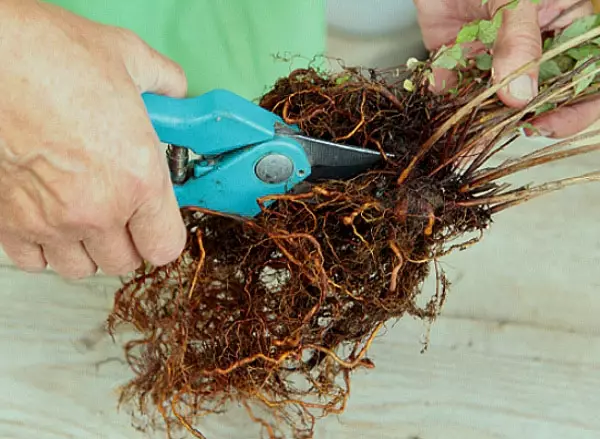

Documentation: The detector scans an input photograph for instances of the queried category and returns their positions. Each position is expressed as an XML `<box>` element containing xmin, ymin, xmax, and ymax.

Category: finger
<box><xmin>531</xmin><ymin>96</ymin><xmax>600</xmax><ymax>138</ymax></box>
<box><xmin>490</xmin><ymin>0</ymin><xmax>542</xmax><ymax>107</ymax></box>
<box><xmin>116</xmin><ymin>28</ymin><xmax>188</xmax><ymax>98</ymax></box>
<box><xmin>83</xmin><ymin>228</ymin><xmax>143</xmax><ymax>276</ymax></box>
<box><xmin>42</xmin><ymin>241</ymin><xmax>98</xmax><ymax>279</ymax></box>
<box><xmin>429</xmin><ymin>68</ymin><xmax>457</xmax><ymax>94</ymax></box>
<box><xmin>127</xmin><ymin>164</ymin><xmax>187</xmax><ymax>267</ymax></box>
<box><xmin>540</xmin><ymin>0</ymin><xmax>593</xmax><ymax>29</ymax></box>
<box><xmin>0</xmin><ymin>236</ymin><xmax>46</xmax><ymax>272</ymax></box>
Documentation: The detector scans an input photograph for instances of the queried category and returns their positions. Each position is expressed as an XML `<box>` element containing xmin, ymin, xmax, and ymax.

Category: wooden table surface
<box><xmin>1</xmin><ymin>31</ymin><xmax>600</xmax><ymax>439</ymax></box>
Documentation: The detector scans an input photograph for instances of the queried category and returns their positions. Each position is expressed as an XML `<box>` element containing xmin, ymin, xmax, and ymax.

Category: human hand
<box><xmin>0</xmin><ymin>0</ymin><xmax>187</xmax><ymax>279</ymax></box>
<box><xmin>413</xmin><ymin>0</ymin><xmax>597</xmax><ymax>138</ymax></box>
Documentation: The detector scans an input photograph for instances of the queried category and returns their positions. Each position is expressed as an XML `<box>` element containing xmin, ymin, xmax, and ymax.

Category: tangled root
<box><xmin>108</xmin><ymin>20</ymin><xmax>600</xmax><ymax>439</ymax></box>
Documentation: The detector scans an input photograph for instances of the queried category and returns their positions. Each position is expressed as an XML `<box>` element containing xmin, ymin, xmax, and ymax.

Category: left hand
<box><xmin>413</xmin><ymin>0</ymin><xmax>597</xmax><ymax>138</ymax></box>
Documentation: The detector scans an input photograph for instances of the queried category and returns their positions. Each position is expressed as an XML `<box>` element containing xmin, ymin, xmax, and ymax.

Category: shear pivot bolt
<box><xmin>166</xmin><ymin>145</ymin><xmax>189</xmax><ymax>185</ymax></box>
<box><xmin>255</xmin><ymin>154</ymin><xmax>294</xmax><ymax>184</ymax></box>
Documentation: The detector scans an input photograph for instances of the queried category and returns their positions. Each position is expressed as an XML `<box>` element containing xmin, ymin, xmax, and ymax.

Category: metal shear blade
<box><xmin>275</xmin><ymin>124</ymin><xmax>382</xmax><ymax>181</ymax></box>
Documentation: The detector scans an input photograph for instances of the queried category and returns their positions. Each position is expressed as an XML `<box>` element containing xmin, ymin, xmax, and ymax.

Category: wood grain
<box><xmin>1</xmin><ymin>265</ymin><xmax>600</xmax><ymax>439</ymax></box>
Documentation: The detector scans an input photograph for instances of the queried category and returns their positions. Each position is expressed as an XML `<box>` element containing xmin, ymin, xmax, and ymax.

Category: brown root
<box><xmin>107</xmin><ymin>24</ymin><xmax>600</xmax><ymax>439</ymax></box>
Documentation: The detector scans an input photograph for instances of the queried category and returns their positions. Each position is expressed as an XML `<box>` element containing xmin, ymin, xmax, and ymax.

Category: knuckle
<box><xmin>510</xmin><ymin>32</ymin><xmax>541</xmax><ymax>54</ymax></box>
<box><xmin>495</xmin><ymin>30</ymin><xmax>541</xmax><ymax>60</ymax></box>
<box><xmin>146</xmin><ymin>241</ymin><xmax>184</xmax><ymax>267</ymax></box>
<box><xmin>57</xmin><ymin>200</ymin><xmax>129</xmax><ymax>233</ymax></box>
<box><xmin>131</xmin><ymin>165</ymin><xmax>169</xmax><ymax>201</ymax></box>
<box><xmin>59</xmin><ymin>208</ymin><xmax>107</xmax><ymax>232</ymax></box>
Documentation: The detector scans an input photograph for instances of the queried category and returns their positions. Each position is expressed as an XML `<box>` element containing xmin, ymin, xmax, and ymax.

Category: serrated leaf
<box><xmin>432</xmin><ymin>45</ymin><xmax>463</xmax><ymax>70</ymax></box>
<box><xmin>432</xmin><ymin>55</ymin><xmax>457</xmax><ymax>70</ymax></box>
<box><xmin>538</xmin><ymin>60</ymin><xmax>562</xmax><ymax>81</ymax></box>
<box><xmin>478</xmin><ymin>13</ymin><xmax>503</xmax><ymax>45</ymax></box>
<box><xmin>456</xmin><ymin>22</ymin><xmax>480</xmax><ymax>44</ymax></box>
<box><xmin>554</xmin><ymin>15</ymin><xmax>600</xmax><ymax>46</ymax></box>
<box><xmin>475</xmin><ymin>53</ymin><xmax>493</xmax><ymax>70</ymax></box>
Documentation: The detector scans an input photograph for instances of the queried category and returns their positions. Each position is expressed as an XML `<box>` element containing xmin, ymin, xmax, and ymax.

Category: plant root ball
<box><xmin>108</xmin><ymin>66</ymin><xmax>532</xmax><ymax>439</ymax></box>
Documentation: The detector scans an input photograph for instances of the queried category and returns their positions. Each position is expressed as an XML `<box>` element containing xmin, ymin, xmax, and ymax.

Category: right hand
<box><xmin>0</xmin><ymin>0</ymin><xmax>188</xmax><ymax>279</ymax></box>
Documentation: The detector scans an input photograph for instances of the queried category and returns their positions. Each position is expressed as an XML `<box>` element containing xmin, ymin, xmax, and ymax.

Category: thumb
<box><xmin>490</xmin><ymin>0</ymin><xmax>541</xmax><ymax>108</ymax></box>
<box><xmin>116</xmin><ymin>29</ymin><xmax>188</xmax><ymax>98</ymax></box>
<box><xmin>128</xmin><ymin>159</ymin><xmax>188</xmax><ymax>267</ymax></box>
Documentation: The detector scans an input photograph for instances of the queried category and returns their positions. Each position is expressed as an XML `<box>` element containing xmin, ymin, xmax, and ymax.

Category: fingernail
<box><xmin>536</xmin><ymin>127</ymin><xmax>553</xmax><ymax>137</ymax></box>
<box><xmin>508</xmin><ymin>75</ymin><xmax>536</xmax><ymax>101</ymax></box>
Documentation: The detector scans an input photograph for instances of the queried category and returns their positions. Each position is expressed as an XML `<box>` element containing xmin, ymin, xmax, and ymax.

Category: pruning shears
<box><xmin>142</xmin><ymin>89</ymin><xmax>382</xmax><ymax>217</ymax></box>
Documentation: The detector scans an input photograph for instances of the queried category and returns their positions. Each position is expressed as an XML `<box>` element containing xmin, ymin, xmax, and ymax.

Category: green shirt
<box><xmin>44</xmin><ymin>0</ymin><xmax>326</xmax><ymax>99</ymax></box>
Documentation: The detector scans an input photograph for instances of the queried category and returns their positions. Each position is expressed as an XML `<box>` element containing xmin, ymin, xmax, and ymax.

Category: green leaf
<box><xmin>567</xmin><ymin>44</ymin><xmax>600</xmax><ymax>61</ymax></box>
<box><xmin>475</xmin><ymin>53</ymin><xmax>493</xmax><ymax>70</ymax></box>
<box><xmin>432</xmin><ymin>45</ymin><xmax>464</xmax><ymax>70</ymax></box>
<box><xmin>554</xmin><ymin>15</ymin><xmax>600</xmax><ymax>46</ymax></box>
<box><xmin>534</xmin><ymin>102</ymin><xmax>556</xmax><ymax>116</ymax></box>
<box><xmin>543</xmin><ymin>37</ymin><xmax>554</xmax><ymax>51</ymax></box>
<box><xmin>573</xmin><ymin>56</ymin><xmax>599</xmax><ymax>95</ymax></box>
<box><xmin>335</xmin><ymin>74</ymin><xmax>351</xmax><ymax>85</ymax></box>
<box><xmin>456</xmin><ymin>22</ymin><xmax>480</xmax><ymax>44</ymax></box>
<box><xmin>555</xmin><ymin>54</ymin><xmax>576</xmax><ymax>72</ymax></box>
<box><xmin>478</xmin><ymin>13</ymin><xmax>503</xmax><ymax>45</ymax></box>
<box><xmin>403</xmin><ymin>79</ymin><xmax>414</xmax><ymax>92</ymax></box>
<box><xmin>538</xmin><ymin>60</ymin><xmax>562</xmax><ymax>81</ymax></box>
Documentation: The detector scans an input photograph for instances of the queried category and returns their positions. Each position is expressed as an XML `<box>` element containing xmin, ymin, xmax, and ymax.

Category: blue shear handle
<box><xmin>142</xmin><ymin>89</ymin><xmax>287</xmax><ymax>156</ymax></box>
<box><xmin>175</xmin><ymin>137</ymin><xmax>311</xmax><ymax>217</ymax></box>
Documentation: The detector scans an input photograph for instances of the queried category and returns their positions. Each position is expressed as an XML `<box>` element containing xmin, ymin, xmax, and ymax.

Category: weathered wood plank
<box><xmin>1</xmin><ymin>266</ymin><xmax>600</xmax><ymax>439</ymax></box>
